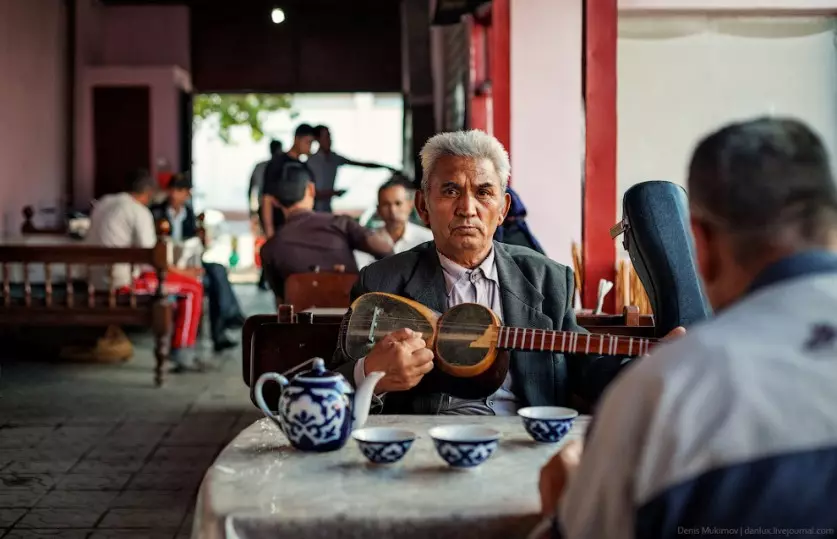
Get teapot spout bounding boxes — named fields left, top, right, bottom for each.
left=352, top=371, right=386, bottom=430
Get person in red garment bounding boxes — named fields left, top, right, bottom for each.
left=84, top=169, right=205, bottom=372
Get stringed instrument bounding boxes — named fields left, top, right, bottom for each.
left=340, top=292, right=658, bottom=399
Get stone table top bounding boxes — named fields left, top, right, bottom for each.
left=192, top=414, right=588, bottom=539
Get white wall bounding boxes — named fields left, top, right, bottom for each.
left=617, top=16, right=837, bottom=257
left=510, top=0, right=583, bottom=266
left=0, top=0, right=67, bottom=235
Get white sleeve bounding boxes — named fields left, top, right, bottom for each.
left=135, top=208, right=158, bottom=249
left=557, top=356, right=664, bottom=539
left=353, top=356, right=367, bottom=387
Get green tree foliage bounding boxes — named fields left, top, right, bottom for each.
left=193, top=93, right=294, bottom=144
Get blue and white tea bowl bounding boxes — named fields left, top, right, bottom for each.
left=352, top=427, right=416, bottom=464
left=429, top=425, right=500, bottom=468
left=518, top=406, right=578, bottom=443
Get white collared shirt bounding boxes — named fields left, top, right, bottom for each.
left=354, top=222, right=434, bottom=269
left=353, top=247, right=519, bottom=416
left=166, top=206, right=187, bottom=242
left=436, top=249, right=518, bottom=416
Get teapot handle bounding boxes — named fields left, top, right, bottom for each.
left=254, top=372, right=289, bottom=432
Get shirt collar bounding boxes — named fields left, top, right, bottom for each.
left=437, top=247, right=499, bottom=294
left=749, top=249, right=837, bottom=294
left=166, top=205, right=186, bottom=221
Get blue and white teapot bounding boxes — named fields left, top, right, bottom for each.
left=254, top=358, right=385, bottom=452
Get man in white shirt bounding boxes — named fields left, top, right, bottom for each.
left=85, top=170, right=204, bottom=371
left=354, top=178, right=434, bottom=269
left=307, top=125, right=398, bottom=213
left=537, top=117, right=837, bottom=538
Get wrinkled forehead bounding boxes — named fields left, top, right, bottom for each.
left=428, top=155, right=501, bottom=188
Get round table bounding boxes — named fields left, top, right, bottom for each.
left=192, top=414, right=588, bottom=539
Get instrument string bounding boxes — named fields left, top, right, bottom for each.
left=341, top=315, right=656, bottom=343
left=341, top=317, right=657, bottom=346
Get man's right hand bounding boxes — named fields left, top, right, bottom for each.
left=363, top=328, right=434, bottom=392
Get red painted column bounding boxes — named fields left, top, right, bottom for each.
left=489, top=0, right=511, bottom=166
left=583, top=0, right=618, bottom=312
left=469, top=21, right=490, bottom=133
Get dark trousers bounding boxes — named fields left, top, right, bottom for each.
left=202, top=262, right=243, bottom=343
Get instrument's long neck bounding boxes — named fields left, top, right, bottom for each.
left=495, top=326, right=655, bottom=357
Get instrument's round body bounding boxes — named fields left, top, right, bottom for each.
left=341, top=293, right=508, bottom=399
left=341, top=293, right=437, bottom=362
left=435, top=303, right=500, bottom=376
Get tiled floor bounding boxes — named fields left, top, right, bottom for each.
left=0, top=285, right=275, bottom=538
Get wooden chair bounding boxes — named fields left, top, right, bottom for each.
left=242, top=306, right=343, bottom=410
left=283, top=268, right=358, bottom=311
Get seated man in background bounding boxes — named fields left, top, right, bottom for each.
left=260, top=166, right=393, bottom=302
left=354, top=176, right=434, bottom=269
left=494, top=186, right=545, bottom=254
left=85, top=170, right=204, bottom=372
left=260, top=123, right=317, bottom=239
left=151, top=174, right=245, bottom=352
left=537, top=117, right=837, bottom=538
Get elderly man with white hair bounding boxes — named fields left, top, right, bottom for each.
left=333, top=130, right=669, bottom=415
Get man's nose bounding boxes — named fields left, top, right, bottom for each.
left=455, top=193, right=478, bottom=216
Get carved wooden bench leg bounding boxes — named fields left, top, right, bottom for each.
left=153, top=298, right=173, bottom=387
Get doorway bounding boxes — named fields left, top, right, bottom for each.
left=93, top=86, right=151, bottom=199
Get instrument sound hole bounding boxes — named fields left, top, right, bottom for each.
left=436, top=304, right=493, bottom=367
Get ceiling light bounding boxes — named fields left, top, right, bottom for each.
left=271, top=8, right=285, bottom=24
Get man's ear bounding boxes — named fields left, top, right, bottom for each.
left=690, top=217, right=715, bottom=283
left=499, top=191, right=512, bottom=225
left=306, top=182, right=316, bottom=198
left=414, top=189, right=431, bottom=226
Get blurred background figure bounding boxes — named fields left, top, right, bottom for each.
left=152, top=174, right=246, bottom=352
left=494, top=186, right=545, bottom=254
left=308, top=125, right=399, bottom=213
left=355, top=176, right=433, bottom=269
left=248, top=139, right=282, bottom=220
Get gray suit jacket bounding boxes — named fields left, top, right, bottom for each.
left=331, top=241, right=629, bottom=414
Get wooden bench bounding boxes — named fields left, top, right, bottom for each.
left=0, top=239, right=174, bottom=386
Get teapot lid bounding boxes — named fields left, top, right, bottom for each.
left=295, top=358, right=342, bottom=381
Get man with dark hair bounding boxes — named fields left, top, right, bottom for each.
left=260, top=165, right=393, bottom=300
left=260, top=124, right=317, bottom=239
left=307, top=124, right=398, bottom=213
left=536, top=117, right=837, bottom=538
left=85, top=169, right=205, bottom=372
left=248, top=139, right=283, bottom=217
left=355, top=177, right=433, bottom=269
left=151, top=174, right=245, bottom=352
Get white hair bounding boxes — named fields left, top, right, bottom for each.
left=419, top=130, right=510, bottom=193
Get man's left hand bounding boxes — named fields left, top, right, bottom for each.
left=539, top=439, right=584, bottom=517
